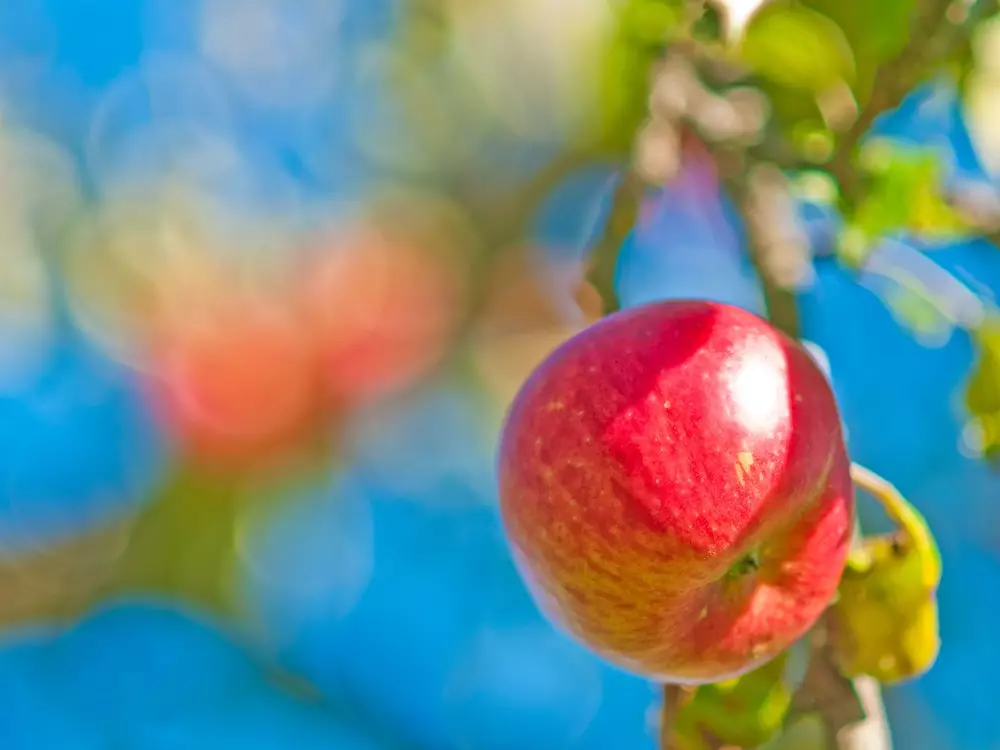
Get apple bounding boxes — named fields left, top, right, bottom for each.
left=143, top=295, right=322, bottom=468
left=299, top=225, right=464, bottom=406
left=497, top=299, right=855, bottom=684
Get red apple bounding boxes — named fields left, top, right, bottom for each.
left=300, top=225, right=464, bottom=405
left=144, top=295, right=322, bottom=468
left=497, top=300, right=854, bottom=683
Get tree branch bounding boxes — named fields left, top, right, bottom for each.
left=659, top=684, right=690, bottom=750
left=836, top=676, right=893, bottom=750
left=577, top=169, right=644, bottom=318
left=723, top=162, right=807, bottom=339
left=788, top=621, right=893, bottom=750
left=828, top=0, right=991, bottom=205
left=494, top=148, right=601, bottom=244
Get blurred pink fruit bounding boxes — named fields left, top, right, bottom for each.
left=144, top=297, right=321, bottom=468
left=300, top=226, right=463, bottom=404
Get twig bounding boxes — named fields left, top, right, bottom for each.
left=825, top=0, right=949, bottom=198
left=836, top=676, right=893, bottom=750
left=827, top=0, right=991, bottom=205
left=613, top=9, right=982, bottom=741
left=578, top=169, right=644, bottom=318
left=787, top=615, right=893, bottom=750
left=493, top=148, right=600, bottom=243
left=723, top=163, right=807, bottom=339
left=659, top=684, right=688, bottom=750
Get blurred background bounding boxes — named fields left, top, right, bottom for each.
left=0, top=0, right=997, bottom=748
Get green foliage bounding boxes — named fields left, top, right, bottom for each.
left=669, top=643, right=810, bottom=748
left=800, top=0, right=918, bottom=104
left=730, top=2, right=855, bottom=159
left=110, top=467, right=245, bottom=615
left=829, top=468, right=942, bottom=684
left=739, top=3, right=855, bottom=95
left=837, top=139, right=973, bottom=265
left=596, top=0, right=685, bottom=153
left=619, top=0, right=686, bottom=44
left=882, top=281, right=956, bottom=341
left=966, top=316, right=1000, bottom=461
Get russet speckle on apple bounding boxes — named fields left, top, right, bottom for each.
left=497, top=299, right=855, bottom=684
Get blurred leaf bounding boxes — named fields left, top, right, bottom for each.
left=0, top=519, right=133, bottom=629
left=595, top=0, right=685, bottom=153
left=800, top=0, right=917, bottom=103
left=967, top=317, right=1000, bottom=414
left=109, top=468, right=241, bottom=616
left=738, top=2, right=855, bottom=94
left=691, top=2, right=723, bottom=42
left=107, top=458, right=332, bottom=617
left=669, top=649, right=797, bottom=748
left=596, top=42, right=654, bottom=153
left=802, top=0, right=915, bottom=61
left=620, top=0, right=686, bottom=44
left=838, top=141, right=974, bottom=262
left=883, top=283, right=953, bottom=340
left=966, top=316, right=1000, bottom=460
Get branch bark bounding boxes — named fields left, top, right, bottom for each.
left=723, top=162, right=808, bottom=339
left=656, top=631, right=892, bottom=750
left=787, top=621, right=893, bottom=750
left=576, top=169, right=644, bottom=319
left=836, top=676, right=893, bottom=750
left=827, top=0, right=993, bottom=206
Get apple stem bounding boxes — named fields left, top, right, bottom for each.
left=726, top=550, right=761, bottom=579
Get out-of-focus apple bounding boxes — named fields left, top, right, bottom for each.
left=497, top=299, right=854, bottom=683
left=300, top=225, right=463, bottom=405
left=143, top=295, right=321, bottom=468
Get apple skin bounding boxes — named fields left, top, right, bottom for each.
left=497, top=299, right=854, bottom=684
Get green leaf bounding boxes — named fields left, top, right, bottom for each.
left=964, top=317, right=1000, bottom=462
left=884, top=283, right=953, bottom=340
left=594, top=0, right=685, bottom=153
left=800, top=0, right=917, bottom=103
left=619, top=0, right=685, bottom=44
left=801, top=0, right=916, bottom=62
left=838, top=140, right=974, bottom=261
left=738, top=2, right=856, bottom=94
left=596, top=42, right=658, bottom=154
left=670, top=650, right=796, bottom=748
left=967, top=317, right=1000, bottom=416
left=110, top=467, right=244, bottom=616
